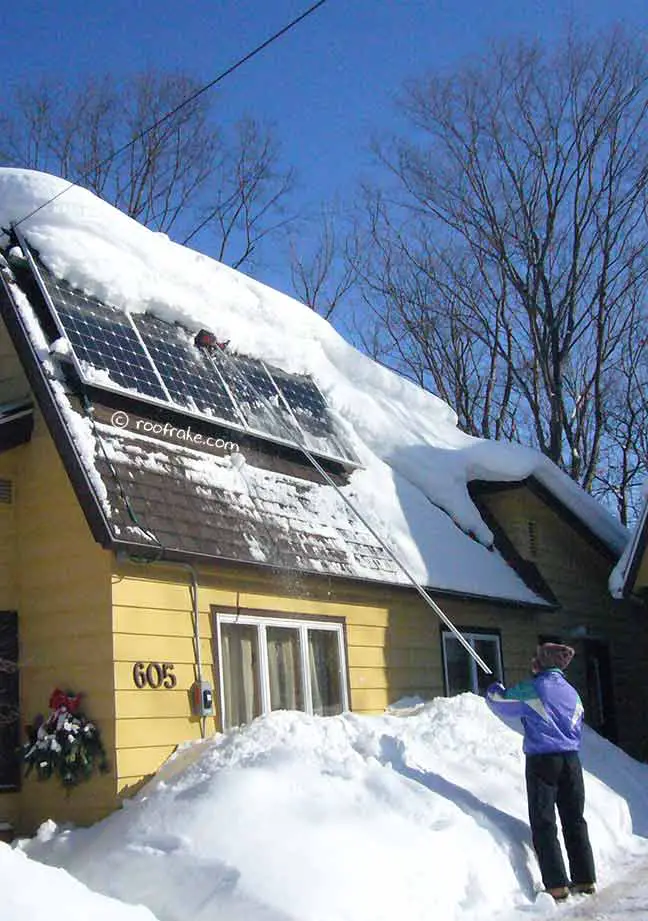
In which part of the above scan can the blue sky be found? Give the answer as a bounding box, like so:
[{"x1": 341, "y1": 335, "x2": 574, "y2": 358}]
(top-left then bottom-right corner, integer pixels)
[{"x1": 1, "y1": 0, "x2": 646, "y2": 291}]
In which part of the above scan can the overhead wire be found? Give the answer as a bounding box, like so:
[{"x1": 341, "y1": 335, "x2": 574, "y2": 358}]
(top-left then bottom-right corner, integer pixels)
[
  {"x1": 6, "y1": 0, "x2": 492, "y2": 676},
  {"x1": 11, "y1": 0, "x2": 329, "y2": 230}
]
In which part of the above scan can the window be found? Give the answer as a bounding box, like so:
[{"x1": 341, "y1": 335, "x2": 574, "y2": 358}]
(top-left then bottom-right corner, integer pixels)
[
  {"x1": 0, "y1": 611, "x2": 19, "y2": 791},
  {"x1": 215, "y1": 612, "x2": 348, "y2": 728},
  {"x1": 442, "y1": 629, "x2": 503, "y2": 696}
]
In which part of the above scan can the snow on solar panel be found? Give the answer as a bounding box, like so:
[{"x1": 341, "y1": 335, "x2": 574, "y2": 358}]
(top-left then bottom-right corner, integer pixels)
[
  {"x1": 271, "y1": 369, "x2": 355, "y2": 461},
  {"x1": 24, "y1": 239, "x2": 357, "y2": 465},
  {"x1": 212, "y1": 351, "x2": 301, "y2": 443},
  {"x1": 133, "y1": 313, "x2": 242, "y2": 426}
]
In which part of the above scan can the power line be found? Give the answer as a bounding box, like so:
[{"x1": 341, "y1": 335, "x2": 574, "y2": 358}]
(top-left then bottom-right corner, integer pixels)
[{"x1": 12, "y1": 0, "x2": 328, "y2": 230}]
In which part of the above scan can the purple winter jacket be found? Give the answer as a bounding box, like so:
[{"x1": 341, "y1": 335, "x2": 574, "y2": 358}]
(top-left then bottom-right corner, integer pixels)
[{"x1": 486, "y1": 668, "x2": 585, "y2": 755}]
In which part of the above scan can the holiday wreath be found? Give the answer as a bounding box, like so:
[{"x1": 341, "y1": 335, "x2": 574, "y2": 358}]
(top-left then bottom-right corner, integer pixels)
[{"x1": 23, "y1": 688, "x2": 109, "y2": 787}]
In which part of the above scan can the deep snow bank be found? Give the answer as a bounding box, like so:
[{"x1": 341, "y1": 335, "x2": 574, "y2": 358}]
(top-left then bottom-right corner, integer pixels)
[{"x1": 20, "y1": 695, "x2": 648, "y2": 921}]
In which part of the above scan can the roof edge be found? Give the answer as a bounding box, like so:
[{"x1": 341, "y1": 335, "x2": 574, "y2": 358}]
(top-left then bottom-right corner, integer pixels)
[
  {"x1": 471, "y1": 475, "x2": 620, "y2": 564},
  {"x1": 618, "y1": 497, "x2": 648, "y2": 598},
  {"x1": 0, "y1": 271, "x2": 114, "y2": 549},
  {"x1": 109, "y1": 540, "x2": 555, "y2": 611}
]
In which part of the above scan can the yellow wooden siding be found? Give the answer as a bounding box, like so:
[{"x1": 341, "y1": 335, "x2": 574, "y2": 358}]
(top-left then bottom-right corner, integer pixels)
[
  {"x1": 111, "y1": 561, "x2": 544, "y2": 798},
  {"x1": 19, "y1": 773, "x2": 118, "y2": 831},
  {"x1": 0, "y1": 450, "x2": 20, "y2": 611},
  {"x1": 113, "y1": 633, "x2": 213, "y2": 665},
  {"x1": 115, "y1": 744, "x2": 177, "y2": 782},
  {"x1": 110, "y1": 562, "x2": 413, "y2": 790},
  {"x1": 109, "y1": 557, "x2": 493, "y2": 797},
  {"x1": 116, "y1": 716, "x2": 208, "y2": 749},
  {"x1": 0, "y1": 454, "x2": 20, "y2": 830},
  {"x1": 4, "y1": 413, "x2": 116, "y2": 833}
]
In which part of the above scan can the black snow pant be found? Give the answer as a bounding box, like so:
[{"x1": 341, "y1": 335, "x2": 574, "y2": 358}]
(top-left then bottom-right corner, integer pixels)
[{"x1": 525, "y1": 752, "x2": 596, "y2": 890}]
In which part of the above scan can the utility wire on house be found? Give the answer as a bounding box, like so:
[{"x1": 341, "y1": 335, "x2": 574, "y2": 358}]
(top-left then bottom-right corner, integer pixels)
[{"x1": 11, "y1": 0, "x2": 329, "y2": 230}]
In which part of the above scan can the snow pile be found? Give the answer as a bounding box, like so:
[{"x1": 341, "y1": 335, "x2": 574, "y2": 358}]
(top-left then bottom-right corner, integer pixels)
[
  {"x1": 0, "y1": 842, "x2": 156, "y2": 921},
  {"x1": 16, "y1": 695, "x2": 648, "y2": 921},
  {"x1": 0, "y1": 168, "x2": 627, "y2": 604}
]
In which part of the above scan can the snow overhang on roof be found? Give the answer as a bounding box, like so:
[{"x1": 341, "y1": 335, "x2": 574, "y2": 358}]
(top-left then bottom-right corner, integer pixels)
[
  {"x1": 0, "y1": 168, "x2": 629, "y2": 604},
  {"x1": 610, "y1": 488, "x2": 648, "y2": 600}
]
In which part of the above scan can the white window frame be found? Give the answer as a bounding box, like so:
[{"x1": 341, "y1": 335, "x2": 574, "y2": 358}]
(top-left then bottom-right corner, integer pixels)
[
  {"x1": 441, "y1": 629, "x2": 503, "y2": 695},
  {"x1": 214, "y1": 611, "x2": 349, "y2": 728}
]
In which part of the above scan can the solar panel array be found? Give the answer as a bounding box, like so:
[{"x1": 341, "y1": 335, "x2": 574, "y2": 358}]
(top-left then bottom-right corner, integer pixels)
[{"x1": 32, "y1": 254, "x2": 356, "y2": 464}]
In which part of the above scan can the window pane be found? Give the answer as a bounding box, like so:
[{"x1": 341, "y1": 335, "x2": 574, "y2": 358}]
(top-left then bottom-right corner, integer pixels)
[
  {"x1": 221, "y1": 623, "x2": 261, "y2": 727},
  {"x1": 267, "y1": 626, "x2": 303, "y2": 712},
  {"x1": 444, "y1": 636, "x2": 472, "y2": 695},
  {"x1": 309, "y1": 630, "x2": 343, "y2": 716},
  {"x1": 474, "y1": 638, "x2": 501, "y2": 695}
]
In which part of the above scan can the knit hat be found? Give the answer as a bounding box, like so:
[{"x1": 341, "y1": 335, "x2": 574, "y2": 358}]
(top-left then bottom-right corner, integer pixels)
[{"x1": 531, "y1": 642, "x2": 575, "y2": 673}]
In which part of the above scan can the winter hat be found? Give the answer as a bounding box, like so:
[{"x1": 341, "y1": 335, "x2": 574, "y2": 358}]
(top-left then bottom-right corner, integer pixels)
[{"x1": 531, "y1": 643, "x2": 575, "y2": 673}]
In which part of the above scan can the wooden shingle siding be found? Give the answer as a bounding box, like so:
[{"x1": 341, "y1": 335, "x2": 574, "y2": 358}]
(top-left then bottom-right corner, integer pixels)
[
  {"x1": 479, "y1": 485, "x2": 648, "y2": 760},
  {"x1": 636, "y1": 552, "x2": 648, "y2": 592}
]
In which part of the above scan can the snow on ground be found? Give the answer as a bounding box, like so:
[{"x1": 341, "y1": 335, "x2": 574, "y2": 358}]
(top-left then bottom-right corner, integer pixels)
[
  {"x1": 0, "y1": 841, "x2": 157, "y2": 921},
  {"x1": 6, "y1": 694, "x2": 648, "y2": 921},
  {"x1": 0, "y1": 168, "x2": 628, "y2": 607}
]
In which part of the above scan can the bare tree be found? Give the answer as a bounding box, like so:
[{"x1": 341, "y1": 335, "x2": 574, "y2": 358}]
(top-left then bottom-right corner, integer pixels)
[
  {"x1": 0, "y1": 73, "x2": 294, "y2": 269},
  {"x1": 358, "y1": 28, "x2": 648, "y2": 520},
  {"x1": 287, "y1": 208, "x2": 359, "y2": 319}
]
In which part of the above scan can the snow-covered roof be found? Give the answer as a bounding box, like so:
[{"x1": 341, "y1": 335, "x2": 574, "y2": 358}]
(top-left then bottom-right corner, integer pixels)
[
  {"x1": 609, "y1": 484, "x2": 648, "y2": 598},
  {"x1": 0, "y1": 168, "x2": 629, "y2": 603}
]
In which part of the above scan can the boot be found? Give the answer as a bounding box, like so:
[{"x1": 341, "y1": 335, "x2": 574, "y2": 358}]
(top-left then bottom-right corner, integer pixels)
[
  {"x1": 546, "y1": 886, "x2": 570, "y2": 901},
  {"x1": 570, "y1": 882, "x2": 596, "y2": 895}
]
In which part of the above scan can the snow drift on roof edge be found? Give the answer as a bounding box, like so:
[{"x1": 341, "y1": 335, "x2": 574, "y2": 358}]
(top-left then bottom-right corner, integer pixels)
[{"x1": 0, "y1": 169, "x2": 627, "y2": 580}]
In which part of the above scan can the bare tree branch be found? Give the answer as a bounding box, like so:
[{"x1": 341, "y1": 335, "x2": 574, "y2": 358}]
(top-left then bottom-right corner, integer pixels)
[
  {"x1": 357, "y1": 28, "x2": 648, "y2": 519},
  {"x1": 0, "y1": 73, "x2": 295, "y2": 271}
]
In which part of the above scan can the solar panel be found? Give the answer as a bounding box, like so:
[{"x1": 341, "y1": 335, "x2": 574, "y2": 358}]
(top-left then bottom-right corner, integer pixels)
[
  {"x1": 39, "y1": 273, "x2": 166, "y2": 400},
  {"x1": 271, "y1": 369, "x2": 355, "y2": 461},
  {"x1": 212, "y1": 351, "x2": 301, "y2": 443},
  {"x1": 133, "y1": 314, "x2": 242, "y2": 426}
]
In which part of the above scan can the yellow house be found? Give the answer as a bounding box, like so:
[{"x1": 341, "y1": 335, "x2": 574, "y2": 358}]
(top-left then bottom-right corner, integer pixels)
[{"x1": 1, "y1": 169, "x2": 646, "y2": 837}]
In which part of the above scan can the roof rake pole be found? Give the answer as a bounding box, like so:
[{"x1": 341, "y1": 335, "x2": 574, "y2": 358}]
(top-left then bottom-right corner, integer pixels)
[
  {"x1": 299, "y1": 448, "x2": 493, "y2": 676},
  {"x1": 206, "y1": 344, "x2": 492, "y2": 677}
]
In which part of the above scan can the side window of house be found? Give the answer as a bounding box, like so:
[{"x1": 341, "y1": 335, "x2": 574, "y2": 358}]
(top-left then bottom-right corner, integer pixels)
[
  {"x1": 215, "y1": 612, "x2": 348, "y2": 729},
  {"x1": 0, "y1": 611, "x2": 19, "y2": 791},
  {"x1": 442, "y1": 629, "x2": 503, "y2": 696}
]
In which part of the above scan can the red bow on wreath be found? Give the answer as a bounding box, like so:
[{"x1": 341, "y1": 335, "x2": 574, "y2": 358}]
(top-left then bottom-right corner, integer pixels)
[{"x1": 48, "y1": 688, "x2": 82, "y2": 712}]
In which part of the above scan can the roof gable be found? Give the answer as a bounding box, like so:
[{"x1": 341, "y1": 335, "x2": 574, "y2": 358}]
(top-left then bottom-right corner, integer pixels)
[{"x1": 610, "y1": 494, "x2": 648, "y2": 600}]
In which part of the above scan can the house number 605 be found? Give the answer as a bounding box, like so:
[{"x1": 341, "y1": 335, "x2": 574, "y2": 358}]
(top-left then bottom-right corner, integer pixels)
[{"x1": 132, "y1": 661, "x2": 177, "y2": 689}]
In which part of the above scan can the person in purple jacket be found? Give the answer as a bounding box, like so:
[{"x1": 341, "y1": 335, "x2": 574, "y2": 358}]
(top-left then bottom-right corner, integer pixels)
[{"x1": 486, "y1": 642, "x2": 596, "y2": 902}]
